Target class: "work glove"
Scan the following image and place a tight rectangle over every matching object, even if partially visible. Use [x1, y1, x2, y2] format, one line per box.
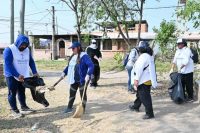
[85, 75, 90, 82]
[61, 72, 66, 79]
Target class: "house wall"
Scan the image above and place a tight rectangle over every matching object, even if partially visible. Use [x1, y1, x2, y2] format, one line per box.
[101, 39, 138, 58]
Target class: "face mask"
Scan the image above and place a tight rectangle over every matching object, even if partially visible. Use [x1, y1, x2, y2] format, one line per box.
[19, 43, 28, 51]
[19, 46, 27, 51]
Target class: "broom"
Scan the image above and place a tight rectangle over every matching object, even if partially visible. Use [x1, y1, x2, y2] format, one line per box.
[72, 79, 90, 118]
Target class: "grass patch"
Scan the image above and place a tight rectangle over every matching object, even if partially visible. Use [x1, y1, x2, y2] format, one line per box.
[155, 60, 171, 73]
[35, 58, 124, 72]
[100, 58, 124, 72]
[35, 60, 68, 71]
[35, 59, 171, 73]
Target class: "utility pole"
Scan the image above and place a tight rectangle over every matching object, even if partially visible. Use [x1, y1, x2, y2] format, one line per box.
[56, 17, 58, 34]
[137, 0, 144, 44]
[20, 0, 25, 35]
[10, 0, 14, 44]
[51, 6, 57, 60]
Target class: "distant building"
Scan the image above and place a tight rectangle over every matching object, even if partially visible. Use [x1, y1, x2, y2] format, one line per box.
[29, 34, 100, 60]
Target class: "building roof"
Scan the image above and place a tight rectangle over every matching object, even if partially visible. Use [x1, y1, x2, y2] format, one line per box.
[29, 33, 101, 40]
[180, 32, 200, 41]
[91, 32, 155, 40]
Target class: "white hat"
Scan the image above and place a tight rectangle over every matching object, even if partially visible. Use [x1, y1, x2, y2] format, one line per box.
[91, 39, 96, 44]
[177, 38, 186, 44]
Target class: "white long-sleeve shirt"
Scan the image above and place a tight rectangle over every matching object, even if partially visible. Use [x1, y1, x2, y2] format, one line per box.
[133, 53, 157, 88]
[173, 47, 194, 74]
[126, 48, 138, 68]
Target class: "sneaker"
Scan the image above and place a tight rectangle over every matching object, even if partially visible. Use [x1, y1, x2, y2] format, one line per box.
[129, 105, 139, 112]
[11, 110, 24, 119]
[20, 106, 36, 115]
[186, 98, 194, 103]
[63, 108, 73, 114]
[142, 114, 154, 120]
[128, 89, 135, 94]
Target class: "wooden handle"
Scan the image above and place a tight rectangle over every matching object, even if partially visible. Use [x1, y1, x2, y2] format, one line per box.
[81, 80, 90, 103]
[53, 77, 63, 87]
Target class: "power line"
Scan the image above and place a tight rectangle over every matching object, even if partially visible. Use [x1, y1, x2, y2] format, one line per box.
[27, 12, 50, 29]
[0, 19, 50, 25]
[144, 5, 185, 10]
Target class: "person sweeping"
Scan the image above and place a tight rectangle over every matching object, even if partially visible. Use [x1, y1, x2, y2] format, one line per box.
[61, 42, 94, 114]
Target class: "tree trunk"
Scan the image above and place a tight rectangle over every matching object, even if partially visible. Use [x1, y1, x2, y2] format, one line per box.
[137, 0, 144, 45]
[117, 22, 130, 51]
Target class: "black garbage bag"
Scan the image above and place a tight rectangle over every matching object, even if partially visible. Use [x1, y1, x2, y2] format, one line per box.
[168, 72, 185, 104]
[23, 77, 45, 88]
[30, 88, 49, 107]
[23, 77, 49, 107]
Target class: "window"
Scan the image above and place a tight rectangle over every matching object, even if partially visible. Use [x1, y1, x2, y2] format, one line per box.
[103, 40, 112, 50]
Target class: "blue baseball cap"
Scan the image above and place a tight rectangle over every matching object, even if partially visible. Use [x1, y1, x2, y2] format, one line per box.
[68, 41, 81, 49]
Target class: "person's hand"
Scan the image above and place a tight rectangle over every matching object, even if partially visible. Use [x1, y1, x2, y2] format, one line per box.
[18, 75, 24, 82]
[61, 72, 66, 79]
[94, 56, 99, 60]
[134, 80, 139, 90]
[85, 75, 90, 82]
[33, 73, 39, 78]
[169, 68, 174, 74]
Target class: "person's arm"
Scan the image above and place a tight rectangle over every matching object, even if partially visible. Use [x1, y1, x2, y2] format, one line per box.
[134, 55, 146, 87]
[3, 48, 20, 78]
[63, 66, 68, 75]
[84, 55, 94, 76]
[181, 48, 191, 68]
[29, 52, 38, 75]
[170, 51, 177, 73]
[129, 49, 137, 63]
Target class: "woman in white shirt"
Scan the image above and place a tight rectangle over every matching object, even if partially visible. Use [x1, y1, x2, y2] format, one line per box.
[129, 41, 157, 119]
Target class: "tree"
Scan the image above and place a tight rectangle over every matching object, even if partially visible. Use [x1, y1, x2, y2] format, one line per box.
[93, 0, 142, 50]
[59, 0, 93, 42]
[153, 20, 177, 60]
[176, 0, 200, 29]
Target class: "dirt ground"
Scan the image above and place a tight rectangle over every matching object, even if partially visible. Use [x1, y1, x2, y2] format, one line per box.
[1, 71, 200, 133]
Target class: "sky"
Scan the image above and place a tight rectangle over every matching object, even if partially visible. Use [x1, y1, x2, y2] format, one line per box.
[0, 0, 196, 43]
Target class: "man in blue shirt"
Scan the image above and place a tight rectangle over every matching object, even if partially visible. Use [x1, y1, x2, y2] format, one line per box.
[3, 34, 39, 119]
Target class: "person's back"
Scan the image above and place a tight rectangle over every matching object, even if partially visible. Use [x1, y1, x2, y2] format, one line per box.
[86, 39, 102, 88]
[86, 47, 101, 65]
[125, 48, 139, 68]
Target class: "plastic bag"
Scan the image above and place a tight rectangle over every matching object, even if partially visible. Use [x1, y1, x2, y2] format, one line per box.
[168, 72, 185, 104]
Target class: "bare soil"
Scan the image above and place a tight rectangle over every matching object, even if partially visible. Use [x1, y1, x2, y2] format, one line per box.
[0, 71, 200, 133]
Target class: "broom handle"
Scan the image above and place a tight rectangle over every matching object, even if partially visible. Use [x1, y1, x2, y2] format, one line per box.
[53, 77, 63, 87]
[81, 79, 90, 103]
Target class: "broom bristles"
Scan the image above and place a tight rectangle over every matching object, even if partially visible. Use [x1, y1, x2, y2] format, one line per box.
[72, 103, 84, 118]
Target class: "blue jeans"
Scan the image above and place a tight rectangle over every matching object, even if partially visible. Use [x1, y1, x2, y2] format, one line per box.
[6, 77, 27, 110]
[126, 66, 133, 91]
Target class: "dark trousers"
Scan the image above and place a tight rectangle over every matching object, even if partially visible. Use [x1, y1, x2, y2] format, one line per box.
[67, 82, 87, 109]
[133, 84, 154, 116]
[91, 64, 100, 86]
[181, 72, 193, 99]
[6, 77, 27, 110]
